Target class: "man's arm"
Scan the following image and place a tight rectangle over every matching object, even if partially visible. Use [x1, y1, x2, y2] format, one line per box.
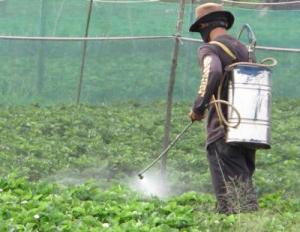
[191, 46, 223, 120]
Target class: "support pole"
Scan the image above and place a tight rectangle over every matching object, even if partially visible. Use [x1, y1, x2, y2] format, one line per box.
[37, 0, 47, 94]
[76, 0, 94, 104]
[161, 0, 186, 177]
[182, 0, 196, 98]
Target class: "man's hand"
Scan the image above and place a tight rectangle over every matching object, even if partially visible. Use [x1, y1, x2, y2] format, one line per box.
[189, 111, 204, 122]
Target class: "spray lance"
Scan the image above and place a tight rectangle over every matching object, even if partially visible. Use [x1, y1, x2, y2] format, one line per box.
[137, 121, 193, 179]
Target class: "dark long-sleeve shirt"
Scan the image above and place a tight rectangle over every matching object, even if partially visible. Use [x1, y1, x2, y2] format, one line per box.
[192, 34, 250, 147]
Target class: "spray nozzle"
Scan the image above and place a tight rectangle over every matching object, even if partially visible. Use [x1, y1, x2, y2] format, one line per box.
[138, 174, 144, 180]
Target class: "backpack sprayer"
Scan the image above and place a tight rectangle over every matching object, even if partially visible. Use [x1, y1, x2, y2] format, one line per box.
[210, 24, 277, 149]
[137, 24, 277, 179]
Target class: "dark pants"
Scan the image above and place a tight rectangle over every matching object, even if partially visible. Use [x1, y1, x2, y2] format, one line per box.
[207, 138, 258, 214]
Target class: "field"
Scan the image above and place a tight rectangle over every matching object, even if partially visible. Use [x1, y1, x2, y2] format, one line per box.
[0, 99, 300, 231]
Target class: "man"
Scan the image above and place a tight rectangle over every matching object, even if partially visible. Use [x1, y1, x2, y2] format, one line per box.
[188, 3, 258, 214]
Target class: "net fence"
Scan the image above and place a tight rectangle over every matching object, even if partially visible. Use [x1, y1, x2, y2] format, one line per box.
[0, 0, 300, 106]
[0, 38, 299, 105]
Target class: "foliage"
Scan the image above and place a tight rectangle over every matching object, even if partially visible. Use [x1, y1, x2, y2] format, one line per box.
[0, 100, 299, 193]
[0, 99, 300, 230]
[1, 176, 300, 231]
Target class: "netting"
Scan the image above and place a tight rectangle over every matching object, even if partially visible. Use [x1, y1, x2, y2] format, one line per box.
[0, 38, 175, 105]
[0, 0, 300, 106]
[0, 39, 299, 105]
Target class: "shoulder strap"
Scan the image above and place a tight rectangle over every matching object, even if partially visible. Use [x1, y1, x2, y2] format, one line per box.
[209, 41, 237, 60]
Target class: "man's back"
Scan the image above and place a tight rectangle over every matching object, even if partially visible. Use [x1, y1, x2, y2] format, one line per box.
[197, 34, 250, 147]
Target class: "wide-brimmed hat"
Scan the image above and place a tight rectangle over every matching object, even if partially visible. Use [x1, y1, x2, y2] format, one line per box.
[189, 3, 234, 32]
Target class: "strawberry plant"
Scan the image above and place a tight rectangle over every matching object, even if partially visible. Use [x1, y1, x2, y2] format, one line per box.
[0, 99, 299, 230]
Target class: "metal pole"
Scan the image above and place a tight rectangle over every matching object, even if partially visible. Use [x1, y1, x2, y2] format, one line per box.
[138, 122, 193, 179]
[37, 0, 47, 94]
[182, 0, 195, 98]
[161, 0, 186, 177]
[76, 0, 94, 104]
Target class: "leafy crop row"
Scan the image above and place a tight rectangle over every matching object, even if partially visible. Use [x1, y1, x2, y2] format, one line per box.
[1, 175, 300, 231]
[0, 99, 300, 230]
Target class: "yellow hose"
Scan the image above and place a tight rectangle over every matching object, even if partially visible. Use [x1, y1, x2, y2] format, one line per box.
[226, 57, 277, 71]
[210, 95, 241, 128]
